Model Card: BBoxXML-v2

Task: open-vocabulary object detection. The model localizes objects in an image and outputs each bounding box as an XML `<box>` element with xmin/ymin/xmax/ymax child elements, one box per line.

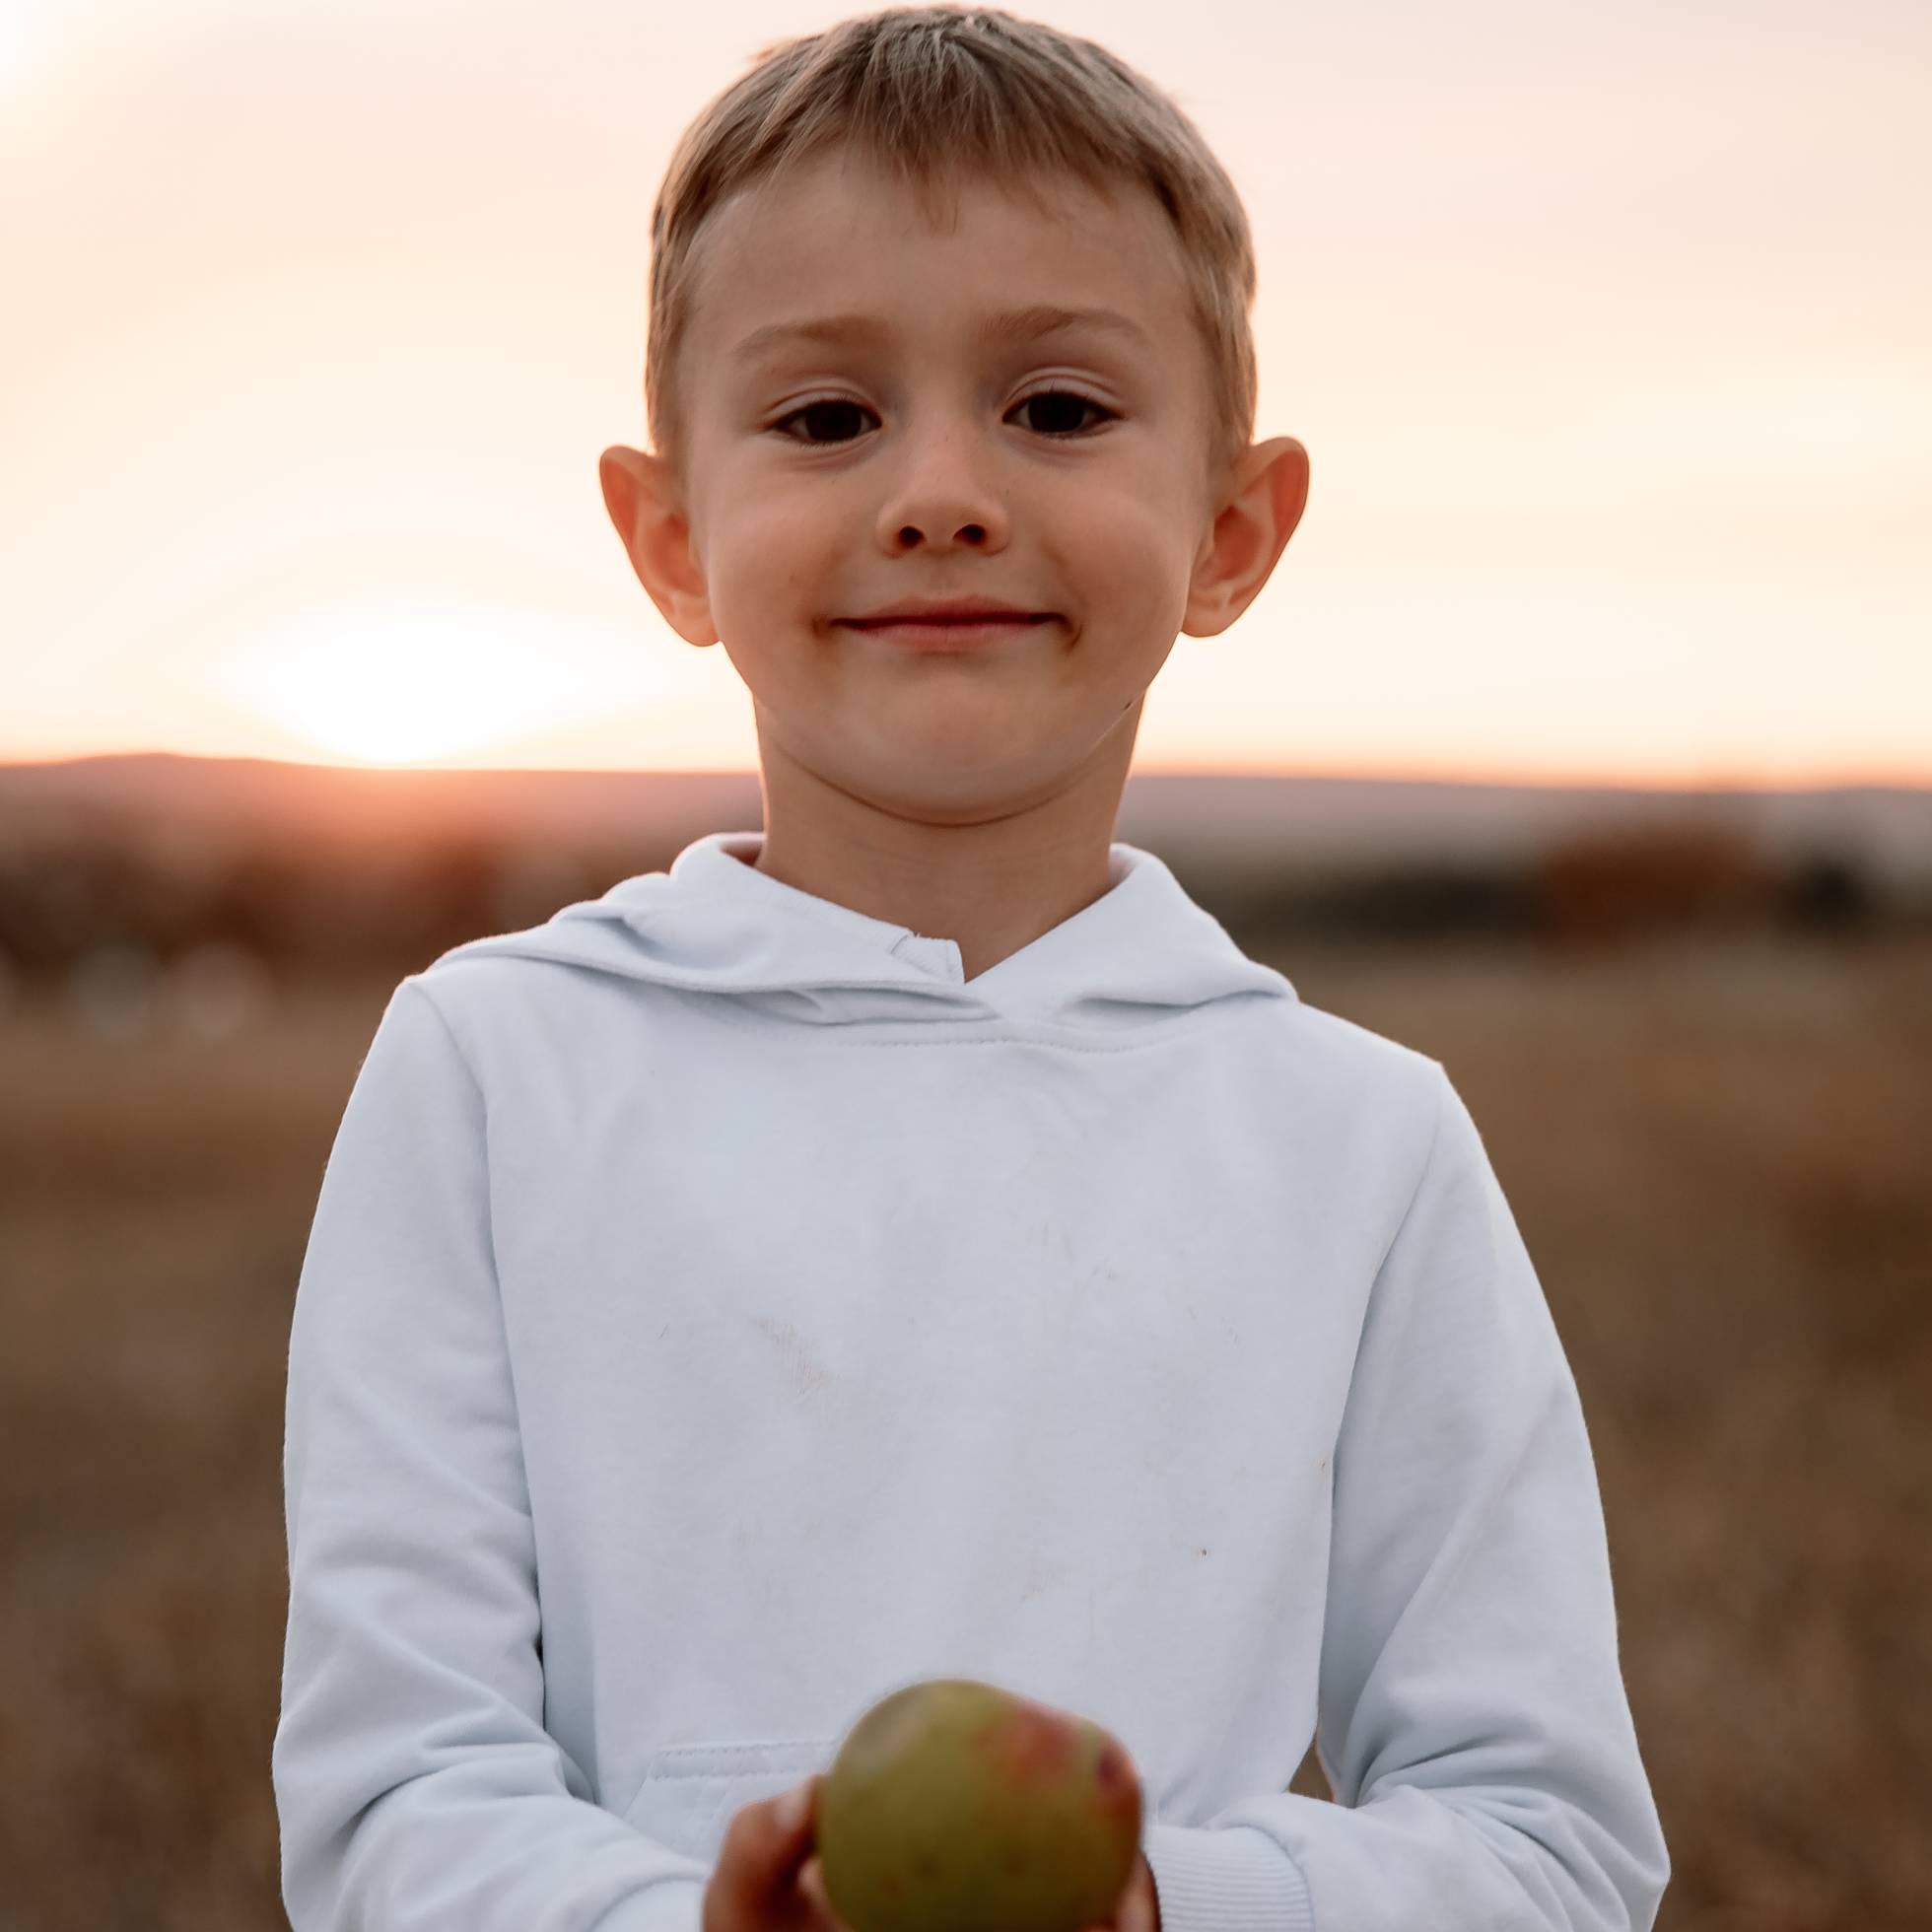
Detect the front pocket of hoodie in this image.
<box><xmin>620</xmin><ymin>1737</ymin><xmax>843</xmax><ymax>1864</ymax></box>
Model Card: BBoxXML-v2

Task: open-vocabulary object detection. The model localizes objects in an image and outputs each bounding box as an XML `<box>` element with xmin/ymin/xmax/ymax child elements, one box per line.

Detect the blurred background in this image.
<box><xmin>1</xmin><ymin>2</ymin><xmax>1928</xmax><ymax>1927</ymax></box>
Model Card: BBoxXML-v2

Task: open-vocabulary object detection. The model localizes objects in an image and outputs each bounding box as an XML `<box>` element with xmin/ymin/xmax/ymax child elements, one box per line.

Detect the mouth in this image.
<box><xmin>839</xmin><ymin>614</ymin><xmax>1056</xmax><ymax>652</ymax></box>
<box><xmin>841</xmin><ymin>613</ymin><xmax>1055</xmax><ymax>629</ymax></box>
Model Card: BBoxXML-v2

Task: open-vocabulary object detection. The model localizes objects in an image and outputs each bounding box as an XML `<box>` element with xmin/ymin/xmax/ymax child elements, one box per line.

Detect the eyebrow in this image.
<box><xmin>729</xmin><ymin>304</ymin><xmax>1152</xmax><ymax>365</ymax></box>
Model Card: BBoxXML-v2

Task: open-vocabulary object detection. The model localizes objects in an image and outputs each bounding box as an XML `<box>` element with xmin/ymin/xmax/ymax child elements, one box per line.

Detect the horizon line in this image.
<box><xmin>2</xmin><ymin>747</ymin><xmax>1929</xmax><ymax>794</ymax></box>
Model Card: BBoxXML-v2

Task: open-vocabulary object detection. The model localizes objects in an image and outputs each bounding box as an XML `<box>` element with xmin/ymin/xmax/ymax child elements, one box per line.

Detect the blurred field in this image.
<box><xmin>1</xmin><ymin>929</ymin><xmax>1928</xmax><ymax>1931</ymax></box>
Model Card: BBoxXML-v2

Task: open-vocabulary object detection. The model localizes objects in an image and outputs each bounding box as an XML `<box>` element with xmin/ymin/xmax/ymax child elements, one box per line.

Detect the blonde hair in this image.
<box><xmin>642</xmin><ymin>5</ymin><xmax>1260</xmax><ymax>499</ymax></box>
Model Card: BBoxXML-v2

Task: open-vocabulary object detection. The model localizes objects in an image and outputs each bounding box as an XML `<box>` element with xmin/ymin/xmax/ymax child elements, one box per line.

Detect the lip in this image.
<box><xmin>845</xmin><ymin>597</ymin><xmax>1051</xmax><ymax>624</ymax></box>
<box><xmin>841</xmin><ymin>615</ymin><xmax>1055</xmax><ymax>652</ymax></box>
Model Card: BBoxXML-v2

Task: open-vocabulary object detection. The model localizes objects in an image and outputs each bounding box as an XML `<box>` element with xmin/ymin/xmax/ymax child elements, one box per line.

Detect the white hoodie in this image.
<box><xmin>274</xmin><ymin>829</ymin><xmax>1669</xmax><ymax>1932</ymax></box>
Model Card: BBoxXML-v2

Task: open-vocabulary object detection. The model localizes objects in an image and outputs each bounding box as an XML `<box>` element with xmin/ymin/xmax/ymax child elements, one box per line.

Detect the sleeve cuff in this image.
<box><xmin>1144</xmin><ymin>1821</ymin><xmax>1316</xmax><ymax>1932</ymax></box>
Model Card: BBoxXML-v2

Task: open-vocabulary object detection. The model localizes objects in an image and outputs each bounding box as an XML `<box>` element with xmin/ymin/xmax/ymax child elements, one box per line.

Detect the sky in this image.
<box><xmin>2</xmin><ymin>0</ymin><xmax>1928</xmax><ymax>784</ymax></box>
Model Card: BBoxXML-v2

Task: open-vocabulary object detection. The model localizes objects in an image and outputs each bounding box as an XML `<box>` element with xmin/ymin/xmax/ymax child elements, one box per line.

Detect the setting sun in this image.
<box><xmin>202</xmin><ymin>603</ymin><xmax>621</xmax><ymax>767</ymax></box>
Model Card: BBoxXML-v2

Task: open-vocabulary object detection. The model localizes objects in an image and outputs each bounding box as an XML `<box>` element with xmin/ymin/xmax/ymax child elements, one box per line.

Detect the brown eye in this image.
<box><xmin>1011</xmin><ymin>389</ymin><xmax>1115</xmax><ymax>437</ymax></box>
<box><xmin>770</xmin><ymin>388</ymin><xmax>1115</xmax><ymax>447</ymax></box>
<box><xmin>773</xmin><ymin>398</ymin><xmax>875</xmax><ymax>446</ymax></box>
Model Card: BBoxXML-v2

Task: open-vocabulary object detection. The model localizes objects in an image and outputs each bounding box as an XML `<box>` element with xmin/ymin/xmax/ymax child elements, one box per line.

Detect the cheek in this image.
<box><xmin>702</xmin><ymin>497</ymin><xmax>822</xmax><ymax>631</ymax></box>
<box><xmin>1061</xmin><ymin>484</ymin><xmax>1198</xmax><ymax>633</ymax></box>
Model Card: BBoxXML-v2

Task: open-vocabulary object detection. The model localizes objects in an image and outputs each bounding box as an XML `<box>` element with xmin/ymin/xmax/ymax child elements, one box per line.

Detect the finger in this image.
<box><xmin>797</xmin><ymin>1854</ymin><xmax>839</xmax><ymax>1929</ymax></box>
<box><xmin>773</xmin><ymin>1776</ymin><xmax>818</xmax><ymax>1844</ymax></box>
<box><xmin>760</xmin><ymin>1778</ymin><xmax>820</xmax><ymax>1898</ymax></box>
<box><xmin>1123</xmin><ymin>1855</ymin><xmax>1157</xmax><ymax>1932</ymax></box>
<box><xmin>712</xmin><ymin>1783</ymin><xmax>817</xmax><ymax>1919</ymax></box>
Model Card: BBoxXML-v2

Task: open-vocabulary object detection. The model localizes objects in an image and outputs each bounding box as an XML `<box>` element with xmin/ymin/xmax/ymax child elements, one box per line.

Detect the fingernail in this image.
<box><xmin>777</xmin><ymin>1783</ymin><xmax>811</xmax><ymax>1832</ymax></box>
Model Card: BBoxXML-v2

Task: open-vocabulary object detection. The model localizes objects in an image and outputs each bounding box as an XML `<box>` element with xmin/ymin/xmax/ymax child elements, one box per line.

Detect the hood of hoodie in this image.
<box><xmin>432</xmin><ymin>830</ymin><xmax>1297</xmax><ymax>1033</ymax></box>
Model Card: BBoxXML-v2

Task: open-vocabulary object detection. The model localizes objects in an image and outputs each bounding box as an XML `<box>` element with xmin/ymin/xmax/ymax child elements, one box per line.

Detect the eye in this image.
<box><xmin>771</xmin><ymin>398</ymin><xmax>875</xmax><ymax>447</ymax></box>
<box><xmin>768</xmin><ymin>388</ymin><xmax>1117</xmax><ymax>448</ymax></box>
<box><xmin>1010</xmin><ymin>387</ymin><xmax>1116</xmax><ymax>438</ymax></box>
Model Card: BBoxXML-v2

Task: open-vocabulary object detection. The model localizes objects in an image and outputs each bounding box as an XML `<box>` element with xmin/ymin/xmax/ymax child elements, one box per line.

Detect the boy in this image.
<box><xmin>272</xmin><ymin>8</ymin><xmax>1670</xmax><ymax>1931</ymax></box>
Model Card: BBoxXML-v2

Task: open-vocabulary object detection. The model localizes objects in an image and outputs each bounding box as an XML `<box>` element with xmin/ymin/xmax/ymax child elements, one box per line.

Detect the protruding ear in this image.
<box><xmin>1180</xmin><ymin>436</ymin><xmax>1311</xmax><ymax>639</ymax></box>
<box><xmin>597</xmin><ymin>446</ymin><xmax>720</xmax><ymax>648</ymax></box>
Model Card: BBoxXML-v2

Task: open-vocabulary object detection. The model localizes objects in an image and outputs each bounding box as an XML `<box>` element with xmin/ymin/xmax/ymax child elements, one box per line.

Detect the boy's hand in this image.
<box><xmin>704</xmin><ymin>1777</ymin><xmax>841</xmax><ymax>1932</ymax></box>
<box><xmin>1109</xmin><ymin>1849</ymin><xmax>1162</xmax><ymax>1932</ymax></box>
<box><xmin>705</xmin><ymin>1778</ymin><xmax>1160</xmax><ymax>1932</ymax></box>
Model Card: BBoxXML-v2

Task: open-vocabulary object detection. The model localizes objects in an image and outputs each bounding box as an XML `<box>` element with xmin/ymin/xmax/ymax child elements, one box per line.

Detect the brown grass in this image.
<box><xmin>2</xmin><ymin>933</ymin><xmax>1928</xmax><ymax>1930</ymax></box>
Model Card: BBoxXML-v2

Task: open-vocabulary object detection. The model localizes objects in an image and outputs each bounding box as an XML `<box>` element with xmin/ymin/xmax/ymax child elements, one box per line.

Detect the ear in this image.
<box><xmin>1180</xmin><ymin>436</ymin><xmax>1311</xmax><ymax>639</ymax></box>
<box><xmin>597</xmin><ymin>446</ymin><xmax>720</xmax><ymax>647</ymax></box>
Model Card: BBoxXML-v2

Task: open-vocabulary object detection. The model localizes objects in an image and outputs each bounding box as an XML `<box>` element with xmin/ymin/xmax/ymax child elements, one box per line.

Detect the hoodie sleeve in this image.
<box><xmin>273</xmin><ymin>978</ymin><xmax>708</xmax><ymax>1932</ymax></box>
<box><xmin>1140</xmin><ymin>1062</ymin><xmax>1669</xmax><ymax>1932</ymax></box>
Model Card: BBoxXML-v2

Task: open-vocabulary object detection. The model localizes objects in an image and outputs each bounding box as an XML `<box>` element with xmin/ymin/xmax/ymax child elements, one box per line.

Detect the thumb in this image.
<box><xmin>773</xmin><ymin>1777</ymin><xmax>817</xmax><ymax>1841</ymax></box>
<box><xmin>712</xmin><ymin>1779</ymin><xmax>817</xmax><ymax>1921</ymax></box>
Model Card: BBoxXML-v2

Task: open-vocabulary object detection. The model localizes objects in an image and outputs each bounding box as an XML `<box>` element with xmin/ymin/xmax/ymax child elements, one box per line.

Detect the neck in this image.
<box><xmin>746</xmin><ymin>713</ymin><xmax>1139</xmax><ymax>983</ymax></box>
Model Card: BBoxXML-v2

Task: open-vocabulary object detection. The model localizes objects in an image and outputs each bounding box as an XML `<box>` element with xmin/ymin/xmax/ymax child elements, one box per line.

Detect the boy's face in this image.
<box><xmin>600</xmin><ymin>147</ymin><xmax>1307</xmax><ymax>822</ymax></box>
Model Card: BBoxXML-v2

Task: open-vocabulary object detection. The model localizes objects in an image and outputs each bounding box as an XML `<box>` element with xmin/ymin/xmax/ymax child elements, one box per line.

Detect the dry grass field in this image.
<box><xmin>1</xmin><ymin>931</ymin><xmax>1927</xmax><ymax>1931</ymax></box>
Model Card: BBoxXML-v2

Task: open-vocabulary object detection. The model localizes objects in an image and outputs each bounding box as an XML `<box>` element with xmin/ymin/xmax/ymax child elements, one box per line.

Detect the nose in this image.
<box><xmin>872</xmin><ymin>416</ymin><xmax>1010</xmax><ymax>554</ymax></box>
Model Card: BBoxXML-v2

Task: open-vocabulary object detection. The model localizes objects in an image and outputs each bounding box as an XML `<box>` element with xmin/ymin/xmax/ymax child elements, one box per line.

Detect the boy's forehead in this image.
<box><xmin>687</xmin><ymin>151</ymin><xmax>1195</xmax><ymax>369</ymax></box>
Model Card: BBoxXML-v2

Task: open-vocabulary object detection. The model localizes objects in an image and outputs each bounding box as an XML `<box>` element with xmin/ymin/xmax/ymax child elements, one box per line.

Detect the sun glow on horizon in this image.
<box><xmin>203</xmin><ymin>603</ymin><xmax>639</xmax><ymax>767</ymax></box>
<box><xmin>4</xmin><ymin>7</ymin><xmax>1926</xmax><ymax>785</ymax></box>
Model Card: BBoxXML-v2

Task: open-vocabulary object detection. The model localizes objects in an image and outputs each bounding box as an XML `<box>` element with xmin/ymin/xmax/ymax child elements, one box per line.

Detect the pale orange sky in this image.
<box><xmin>2</xmin><ymin>0</ymin><xmax>1928</xmax><ymax>784</ymax></box>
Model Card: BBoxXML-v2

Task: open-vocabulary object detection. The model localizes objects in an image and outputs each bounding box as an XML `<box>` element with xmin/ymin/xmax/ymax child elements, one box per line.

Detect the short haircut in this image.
<box><xmin>642</xmin><ymin>5</ymin><xmax>1260</xmax><ymax>499</ymax></box>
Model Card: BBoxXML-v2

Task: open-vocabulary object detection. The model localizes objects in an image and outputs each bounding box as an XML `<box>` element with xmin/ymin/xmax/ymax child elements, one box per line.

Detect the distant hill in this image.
<box><xmin>0</xmin><ymin>753</ymin><xmax>1924</xmax><ymax>977</ymax></box>
<box><xmin>4</xmin><ymin>752</ymin><xmax>1929</xmax><ymax>888</ymax></box>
